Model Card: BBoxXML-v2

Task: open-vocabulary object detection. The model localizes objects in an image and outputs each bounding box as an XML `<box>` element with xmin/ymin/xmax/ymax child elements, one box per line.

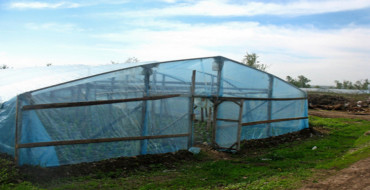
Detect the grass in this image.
<box><xmin>1</xmin><ymin>116</ymin><xmax>369</xmax><ymax>189</ymax></box>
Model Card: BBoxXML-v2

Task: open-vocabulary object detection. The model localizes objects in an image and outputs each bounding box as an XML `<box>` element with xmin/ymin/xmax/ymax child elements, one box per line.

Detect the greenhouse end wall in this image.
<box><xmin>0</xmin><ymin>56</ymin><xmax>308</xmax><ymax>167</ymax></box>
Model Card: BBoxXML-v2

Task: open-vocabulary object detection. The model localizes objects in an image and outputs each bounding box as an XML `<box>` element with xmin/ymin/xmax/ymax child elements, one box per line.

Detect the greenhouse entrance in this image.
<box><xmin>213</xmin><ymin>99</ymin><xmax>244</xmax><ymax>150</ymax></box>
<box><xmin>192</xmin><ymin>97</ymin><xmax>245</xmax><ymax>151</ymax></box>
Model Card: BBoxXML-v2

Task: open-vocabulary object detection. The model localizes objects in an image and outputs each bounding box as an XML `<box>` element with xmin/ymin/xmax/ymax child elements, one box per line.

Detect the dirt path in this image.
<box><xmin>300</xmin><ymin>157</ymin><xmax>370</xmax><ymax>190</ymax></box>
<box><xmin>309</xmin><ymin>109</ymin><xmax>370</xmax><ymax>121</ymax></box>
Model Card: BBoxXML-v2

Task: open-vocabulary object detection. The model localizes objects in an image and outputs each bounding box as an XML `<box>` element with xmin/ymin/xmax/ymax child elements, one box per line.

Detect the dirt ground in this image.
<box><xmin>309</xmin><ymin>109</ymin><xmax>370</xmax><ymax>121</ymax></box>
<box><xmin>304</xmin><ymin>108</ymin><xmax>370</xmax><ymax>190</ymax></box>
<box><xmin>300</xmin><ymin>157</ymin><xmax>370</xmax><ymax>190</ymax></box>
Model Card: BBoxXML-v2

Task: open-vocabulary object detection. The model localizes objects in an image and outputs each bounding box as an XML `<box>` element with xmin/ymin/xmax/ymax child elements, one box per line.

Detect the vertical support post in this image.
<box><xmin>267</xmin><ymin>75</ymin><xmax>274</xmax><ymax>137</ymax></box>
<box><xmin>159</xmin><ymin>74</ymin><xmax>165</xmax><ymax>118</ymax></box>
<box><xmin>140</xmin><ymin>67</ymin><xmax>151</xmax><ymax>155</ymax></box>
<box><xmin>151</xmin><ymin>71</ymin><xmax>157</xmax><ymax>134</ymax></box>
<box><xmin>211</xmin><ymin>57</ymin><xmax>224</xmax><ymax>148</ymax></box>
<box><xmin>206</xmin><ymin>107</ymin><xmax>212</xmax><ymax>131</ymax></box>
<box><xmin>188</xmin><ymin>70</ymin><xmax>196</xmax><ymax>149</ymax></box>
<box><xmin>236</xmin><ymin>99</ymin><xmax>244</xmax><ymax>150</ymax></box>
<box><xmin>200</xmin><ymin>108</ymin><xmax>204</xmax><ymax>122</ymax></box>
<box><xmin>14</xmin><ymin>95</ymin><xmax>22</xmax><ymax>166</ymax></box>
<box><xmin>211</xmin><ymin>76</ymin><xmax>214</xmax><ymax>94</ymax></box>
<box><xmin>109</xmin><ymin>77</ymin><xmax>115</xmax><ymax>114</ymax></box>
<box><xmin>214</xmin><ymin>57</ymin><xmax>224</xmax><ymax>97</ymax></box>
<box><xmin>212</xmin><ymin>99</ymin><xmax>220</xmax><ymax>147</ymax></box>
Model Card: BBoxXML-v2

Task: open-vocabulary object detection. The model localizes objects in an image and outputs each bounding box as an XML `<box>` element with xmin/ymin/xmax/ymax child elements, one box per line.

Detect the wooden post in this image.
<box><xmin>140</xmin><ymin>68</ymin><xmax>151</xmax><ymax>155</ymax></box>
<box><xmin>214</xmin><ymin>57</ymin><xmax>224</xmax><ymax>97</ymax></box>
<box><xmin>206</xmin><ymin>107</ymin><xmax>212</xmax><ymax>131</ymax></box>
<box><xmin>200</xmin><ymin>108</ymin><xmax>204</xmax><ymax>122</ymax></box>
<box><xmin>14</xmin><ymin>95</ymin><xmax>22</xmax><ymax>166</ymax></box>
<box><xmin>267</xmin><ymin>75</ymin><xmax>274</xmax><ymax>137</ymax></box>
<box><xmin>211</xmin><ymin>57</ymin><xmax>224</xmax><ymax>148</ymax></box>
<box><xmin>211</xmin><ymin>99</ymin><xmax>221</xmax><ymax>147</ymax></box>
<box><xmin>236</xmin><ymin>100</ymin><xmax>244</xmax><ymax>150</ymax></box>
<box><xmin>188</xmin><ymin>70</ymin><xmax>196</xmax><ymax>149</ymax></box>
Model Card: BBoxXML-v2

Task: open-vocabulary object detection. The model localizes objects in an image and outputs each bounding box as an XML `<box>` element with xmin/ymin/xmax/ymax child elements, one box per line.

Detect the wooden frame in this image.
<box><xmin>242</xmin><ymin>117</ymin><xmax>308</xmax><ymax>126</ymax></box>
<box><xmin>188</xmin><ymin>70</ymin><xmax>196</xmax><ymax>148</ymax></box>
<box><xmin>17</xmin><ymin>133</ymin><xmax>190</xmax><ymax>149</ymax></box>
<box><xmin>22</xmin><ymin>94</ymin><xmax>181</xmax><ymax>110</ymax></box>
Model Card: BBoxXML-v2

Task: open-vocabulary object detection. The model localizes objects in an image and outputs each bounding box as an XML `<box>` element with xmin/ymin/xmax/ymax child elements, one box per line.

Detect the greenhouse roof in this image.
<box><xmin>0</xmin><ymin>61</ymin><xmax>154</xmax><ymax>103</ymax></box>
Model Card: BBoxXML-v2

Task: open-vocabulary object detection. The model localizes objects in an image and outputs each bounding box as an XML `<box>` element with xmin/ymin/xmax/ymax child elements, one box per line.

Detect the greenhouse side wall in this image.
<box><xmin>14</xmin><ymin>63</ymin><xmax>193</xmax><ymax>167</ymax></box>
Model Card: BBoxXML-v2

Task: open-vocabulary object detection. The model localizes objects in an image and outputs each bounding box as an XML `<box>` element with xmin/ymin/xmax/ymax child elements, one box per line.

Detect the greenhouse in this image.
<box><xmin>0</xmin><ymin>56</ymin><xmax>308</xmax><ymax>167</ymax></box>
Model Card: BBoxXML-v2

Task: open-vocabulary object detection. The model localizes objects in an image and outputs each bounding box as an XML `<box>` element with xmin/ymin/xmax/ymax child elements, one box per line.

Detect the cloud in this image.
<box><xmin>8</xmin><ymin>0</ymin><xmax>130</xmax><ymax>10</ymax></box>
<box><xmin>9</xmin><ymin>1</ymin><xmax>80</xmax><ymax>9</ymax></box>
<box><xmin>25</xmin><ymin>22</ymin><xmax>84</xmax><ymax>32</ymax></box>
<box><xmin>106</xmin><ymin>0</ymin><xmax>370</xmax><ymax>17</ymax></box>
<box><xmin>91</xmin><ymin>20</ymin><xmax>370</xmax><ymax>85</ymax></box>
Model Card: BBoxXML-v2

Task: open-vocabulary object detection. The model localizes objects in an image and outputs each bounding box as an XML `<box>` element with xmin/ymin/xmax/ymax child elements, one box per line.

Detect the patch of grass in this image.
<box><xmin>0</xmin><ymin>182</ymin><xmax>42</xmax><ymax>190</ymax></box>
<box><xmin>0</xmin><ymin>157</ymin><xmax>20</xmax><ymax>184</ymax></box>
<box><xmin>3</xmin><ymin>116</ymin><xmax>370</xmax><ymax>190</ymax></box>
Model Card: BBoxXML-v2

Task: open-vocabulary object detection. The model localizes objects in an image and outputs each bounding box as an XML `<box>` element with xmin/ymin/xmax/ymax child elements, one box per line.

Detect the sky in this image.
<box><xmin>0</xmin><ymin>0</ymin><xmax>369</xmax><ymax>85</ymax></box>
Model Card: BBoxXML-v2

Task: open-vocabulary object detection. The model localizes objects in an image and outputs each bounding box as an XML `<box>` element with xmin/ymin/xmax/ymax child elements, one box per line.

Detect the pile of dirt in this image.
<box><xmin>308</xmin><ymin>94</ymin><xmax>369</xmax><ymax>114</ymax></box>
<box><xmin>239</xmin><ymin>127</ymin><xmax>322</xmax><ymax>155</ymax></box>
<box><xmin>2</xmin><ymin>127</ymin><xmax>330</xmax><ymax>185</ymax></box>
<box><xmin>19</xmin><ymin>150</ymin><xmax>195</xmax><ymax>184</ymax></box>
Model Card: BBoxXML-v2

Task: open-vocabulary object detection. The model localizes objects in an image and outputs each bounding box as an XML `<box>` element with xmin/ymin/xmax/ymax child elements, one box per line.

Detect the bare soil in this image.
<box><xmin>300</xmin><ymin>157</ymin><xmax>370</xmax><ymax>190</ymax></box>
<box><xmin>308</xmin><ymin>93</ymin><xmax>370</xmax><ymax>114</ymax></box>
<box><xmin>19</xmin><ymin>150</ymin><xmax>195</xmax><ymax>184</ymax></box>
<box><xmin>309</xmin><ymin>109</ymin><xmax>370</xmax><ymax>121</ymax></box>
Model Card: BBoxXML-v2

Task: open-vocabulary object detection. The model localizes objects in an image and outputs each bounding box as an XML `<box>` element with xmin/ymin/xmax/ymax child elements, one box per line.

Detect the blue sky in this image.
<box><xmin>0</xmin><ymin>0</ymin><xmax>369</xmax><ymax>85</ymax></box>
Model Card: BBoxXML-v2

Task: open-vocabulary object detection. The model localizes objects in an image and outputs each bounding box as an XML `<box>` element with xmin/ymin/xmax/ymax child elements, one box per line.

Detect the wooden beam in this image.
<box><xmin>216</xmin><ymin>118</ymin><xmax>239</xmax><ymax>122</ymax></box>
<box><xmin>188</xmin><ymin>70</ymin><xmax>196</xmax><ymax>149</ymax></box>
<box><xmin>14</xmin><ymin>96</ymin><xmax>22</xmax><ymax>166</ymax></box>
<box><xmin>241</xmin><ymin>117</ymin><xmax>308</xmax><ymax>126</ymax></box>
<box><xmin>140</xmin><ymin>67</ymin><xmax>151</xmax><ymax>155</ymax></box>
<box><xmin>218</xmin><ymin>97</ymin><xmax>307</xmax><ymax>101</ymax></box>
<box><xmin>22</xmin><ymin>94</ymin><xmax>181</xmax><ymax>110</ymax></box>
<box><xmin>17</xmin><ymin>133</ymin><xmax>190</xmax><ymax>149</ymax></box>
<box><xmin>267</xmin><ymin>75</ymin><xmax>274</xmax><ymax>137</ymax></box>
<box><xmin>211</xmin><ymin>100</ymin><xmax>220</xmax><ymax>147</ymax></box>
<box><xmin>192</xmin><ymin>95</ymin><xmax>307</xmax><ymax>101</ymax></box>
<box><xmin>236</xmin><ymin>99</ymin><xmax>244</xmax><ymax>150</ymax></box>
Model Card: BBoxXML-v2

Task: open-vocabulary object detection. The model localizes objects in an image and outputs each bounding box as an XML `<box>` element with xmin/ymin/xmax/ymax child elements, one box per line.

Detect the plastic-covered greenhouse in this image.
<box><xmin>0</xmin><ymin>56</ymin><xmax>308</xmax><ymax>167</ymax></box>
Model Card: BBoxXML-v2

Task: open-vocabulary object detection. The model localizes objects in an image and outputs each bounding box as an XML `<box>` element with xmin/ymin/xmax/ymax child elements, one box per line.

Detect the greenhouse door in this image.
<box><xmin>212</xmin><ymin>99</ymin><xmax>244</xmax><ymax>150</ymax></box>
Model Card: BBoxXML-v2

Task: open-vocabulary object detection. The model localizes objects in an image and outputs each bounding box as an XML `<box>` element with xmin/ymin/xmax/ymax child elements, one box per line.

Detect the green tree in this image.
<box><xmin>334</xmin><ymin>80</ymin><xmax>342</xmax><ymax>89</ymax></box>
<box><xmin>124</xmin><ymin>57</ymin><xmax>139</xmax><ymax>63</ymax></box>
<box><xmin>286</xmin><ymin>75</ymin><xmax>311</xmax><ymax>88</ymax></box>
<box><xmin>335</xmin><ymin>79</ymin><xmax>369</xmax><ymax>90</ymax></box>
<box><xmin>242</xmin><ymin>52</ymin><xmax>267</xmax><ymax>71</ymax></box>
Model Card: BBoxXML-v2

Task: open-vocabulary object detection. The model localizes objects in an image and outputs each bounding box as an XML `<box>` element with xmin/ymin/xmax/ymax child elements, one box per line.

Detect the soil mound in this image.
<box><xmin>239</xmin><ymin>127</ymin><xmax>322</xmax><ymax>155</ymax></box>
<box><xmin>308</xmin><ymin>94</ymin><xmax>369</xmax><ymax>113</ymax></box>
<box><xmin>19</xmin><ymin>150</ymin><xmax>194</xmax><ymax>184</ymax></box>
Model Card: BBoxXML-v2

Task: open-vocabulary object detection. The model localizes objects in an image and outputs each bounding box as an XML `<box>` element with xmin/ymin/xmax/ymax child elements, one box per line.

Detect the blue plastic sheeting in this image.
<box><xmin>0</xmin><ymin>56</ymin><xmax>308</xmax><ymax>166</ymax></box>
<box><xmin>0</xmin><ymin>98</ymin><xmax>16</xmax><ymax>155</ymax></box>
